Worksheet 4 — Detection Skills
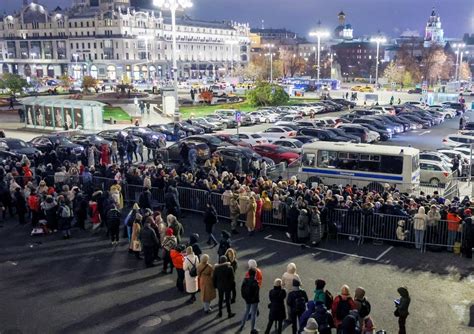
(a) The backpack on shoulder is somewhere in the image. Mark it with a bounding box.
[358,298,371,318]
[324,290,334,309]
[187,258,198,277]
[294,294,306,315]
[336,297,351,320]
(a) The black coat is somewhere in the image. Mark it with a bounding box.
[140,225,159,247]
[213,262,235,291]
[204,206,218,233]
[241,277,260,304]
[268,286,286,321]
[139,190,152,210]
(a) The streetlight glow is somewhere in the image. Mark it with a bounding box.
[370,36,387,86]
[308,29,329,83]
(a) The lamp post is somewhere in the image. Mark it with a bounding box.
[264,43,274,83]
[154,0,193,121]
[73,53,79,79]
[453,43,466,81]
[226,40,238,77]
[309,29,329,83]
[370,36,387,87]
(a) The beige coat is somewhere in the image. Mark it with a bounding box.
[197,262,216,302]
[246,199,257,230]
[129,222,142,251]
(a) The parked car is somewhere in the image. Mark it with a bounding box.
[215,146,273,173]
[215,134,252,148]
[252,144,300,166]
[214,109,252,126]
[0,138,42,160]
[324,127,361,143]
[428,105,456,119]
[205,114,237,128]
[124,127,166,148]
[70,134,111,149]
[442,134,474,147]
[272,139,304,153]
[370,105,396,115]
[297,128,350,142]
[276,115,303,124]
[420,160,452,186]
[184,135,231,152]
[397,114,430,129]
[167,122,205,137]
[331,98,356,108]
[260,126,297,141]
[356,123,391,141]
[419,151,453,168]
[97,130,144,145]
[248,111,278,123]
[408,87,422,94]
[185,118,218,133]
[29,135,84,157]
[147,124,186,141]
[293,136,318,144]
[442,102,464,114]
[0,150,21,163]
[368,116,403,133]
[337,124,375,143]
[167,140,210,163]
[236,133,269,146]
[352,118,397,134]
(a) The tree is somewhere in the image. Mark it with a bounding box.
[402,71,413,87]
[246,81,289,107]
[280,51,305,77]
[59,74,73,90]
[2,73,28,95]
[383,61,403,85]
[459,62,472,81]
[420,46,446,86]
[82,75,97,92]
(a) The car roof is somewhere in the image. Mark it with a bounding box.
[419,159,448,166]
[273,139,301,143]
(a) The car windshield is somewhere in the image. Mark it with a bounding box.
[228,135,240,141]
[292,141,303,148]
[52,136,72,145]
[205,137,223,145]
[8,140,28,149]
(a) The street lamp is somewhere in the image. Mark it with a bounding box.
[264,44,274,83]
[225,40,238,77]
[370,36,387,86]
[308,29,330,83]
[453,43,466,81]
[154,0,193,121]
[73,53,79,79]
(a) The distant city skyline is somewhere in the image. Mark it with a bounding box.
[3,0,474,39]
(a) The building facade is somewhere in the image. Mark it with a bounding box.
[0,0,250,81]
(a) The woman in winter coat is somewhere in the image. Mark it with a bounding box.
[129,214,143,259]
[297,209,310,244]
[309,207,322,246]
[229,193,240,234]
[246,196,257,235]
[100,143,110,166]
[264,278,287,334]
[204,200,219,246]
[255,194,263,232]
[281,262,301,292]
[413,206,428,250]
[109,183,123,210]
[111,140,118,163]
[41,195,58,232]
[426,204,441,244]
[225,247,238,303]
[197,254,216,313]
[183,246,200,303]
[89,196,101,230]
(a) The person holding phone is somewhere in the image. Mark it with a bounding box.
[394,287,410,334]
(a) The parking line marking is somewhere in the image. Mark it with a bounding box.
[418,130,431,136]
[375,246,394,261]
[264,234,379,261]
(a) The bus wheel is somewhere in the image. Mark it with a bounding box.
[429,178,440,187]
[307,176,322,187]
[367,182,384,193]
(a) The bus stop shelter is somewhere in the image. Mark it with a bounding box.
[20,97,105,131]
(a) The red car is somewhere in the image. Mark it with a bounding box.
[252,144,300,166]
[215,134,252,148]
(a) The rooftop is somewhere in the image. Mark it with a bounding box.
[20,97,106,108]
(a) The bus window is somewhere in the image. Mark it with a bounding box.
[359,154,380,172]
[318,150,337,168]
[380,156,403,174]
[412,154,419,172]
[303,153,315,167]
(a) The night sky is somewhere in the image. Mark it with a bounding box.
[4,0,474,39]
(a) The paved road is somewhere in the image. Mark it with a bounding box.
[0,213,472,334]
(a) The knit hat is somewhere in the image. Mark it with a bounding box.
[303,318,319,333]
[166,228,174,236]
[464,209,472,216]
[248,259,257,269]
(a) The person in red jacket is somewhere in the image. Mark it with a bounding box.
[245,259,263,288]
[170,244,185,292]
[331,284,357,330]
[27,188,41,227]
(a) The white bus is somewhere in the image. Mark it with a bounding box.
[299,142,420,193]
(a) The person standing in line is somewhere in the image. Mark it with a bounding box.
[446,207,462,251]
[394,286,410,334]
[239,268,260,333]
[14,187,27,225]
[183,246,200,303]
[331,285,356,332]
[246,196,257,236]
[106,203,122,246]
[197,254,216,313]
[287,279,309,334]
[213,255,236,319]
[413,206,427,250]
[462,209,474,258]
[161,228,177,274]
[170,244,185,292]
[137,140,144,162]
[264,278,287,334]
[140,217,160,267]
[225,248,238,303]
[229,193,240,235]
[204,200,219,247]
[129,214,143,259]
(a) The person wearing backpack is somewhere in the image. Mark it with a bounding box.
[217,230,231,257]
[354,287,371,331]
[287,279,309,334]
[183,246,200,303]
[311,301,334,334]
[341,309,361,334]
[313,279,333,310]
[57,195,73,239]
[331,285,356,333]
[238,268,260,333]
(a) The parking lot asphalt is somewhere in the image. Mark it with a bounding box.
[0,213,473,334]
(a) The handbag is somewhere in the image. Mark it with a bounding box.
[394,308,400,317]
[132,240,142,252]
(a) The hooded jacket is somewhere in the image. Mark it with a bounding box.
[413,206,428,231]
[299,300,316,331]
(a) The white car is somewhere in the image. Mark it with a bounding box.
[437,149,470,162]
[428,105,456,119]
[248,111,278,123]
[419,151,453,169]
[420,160,453,186]
[236,133,269,146]
[272,139,304,153]
[316,117,340,128]
[442,134,474,147]
[370,106,396,115]
[260,126,297,141]
[276,115,303,124]
[451,146,474,159]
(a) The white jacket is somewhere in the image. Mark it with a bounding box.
[183,254,200,293]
